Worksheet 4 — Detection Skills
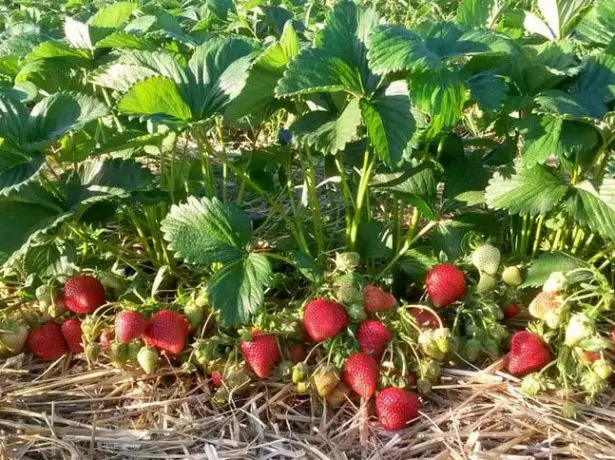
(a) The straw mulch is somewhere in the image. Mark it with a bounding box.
[3,355,615,460]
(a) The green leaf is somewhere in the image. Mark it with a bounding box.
[94,32,154,50]
[92,50,186,92]
[570,54,615,119]
[356,220,392,260]
[572,179,615,239]
[467,72,509,111]
[276,0,376,97]
[25,41,91,62]
[0,151,44,195]
[457,0,499,29]
[291,98,362,154]
[367,25,440,75]
[64,17,92,49]
[521,251,589,288]
[370,161,436,218]
[576,0,615,46]
[23,240,76,277]
[77,158,153,196]
[410,69,466,137]
[161,196,253,266]
[185,38,257,119]
[118,76,192,121]
[225,21,299,121]
[89,2,137,28]
[534,90,593,119]
[207,252,272,326]
[398,247,438,281]
[290,250,324,283]
[521,116,598,165]
[25,92,109,150]
[0,184,71,264]
[485,164,569,216]
[361,80,415,166]
[276,49,364,96]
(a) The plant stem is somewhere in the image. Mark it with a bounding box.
[334,152,353,245]
[531,215,545,256]
[303,147,326,259]
[374,220,439,281]
[349,149,375,250]
[216,119,228,202]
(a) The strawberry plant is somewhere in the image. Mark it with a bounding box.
[1,0,615,445]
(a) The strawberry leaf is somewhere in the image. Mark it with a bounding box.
[485,164,569,216]
[521,251,589,288]
[570,179,615,240]
[161,196,253,266]
[276,0,377,97]
[118,76,192,121]
[207,253,272,326]
[361,80,415,166]
[291,98,362,154]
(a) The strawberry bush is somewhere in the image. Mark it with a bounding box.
[1,0,615,432]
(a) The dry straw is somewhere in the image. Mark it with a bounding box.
[2,353,615,459]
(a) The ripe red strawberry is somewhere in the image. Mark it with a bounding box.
[357,320,392,359]
[342,352,379,398]
[240,332,281,378]
[503,304,521,318]
[211,370,224,387]
[581,350,601,363]
[115,311,150,343]
[100,328,114,350]
[376,387,420,431]
[363,285,396,313]
[61,318,83,353]
[409,308,440,328]
[143,309,188,355]
[425,264,465,307]
[63,275,106,314]
[303,299,348,342]
[27,322,67,361]
[507,331,552,376]
[288,343,308,363]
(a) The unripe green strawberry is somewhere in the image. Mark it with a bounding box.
[564,314,594,347]
[292,362,308,383]
[296,381,310,394]
[418,330,444,360]
[520,373,543,395]
[464,339,481,362]
[277,360,293,380]
[476,273,497,294]
[417,358,441,382]
[336,284,363,304]
[347,302,367,322]
[0,321,28,357]
[335,252,360,272]
[313,365,340,397]
[212,387,230,407]
[471,245,501,275]
[326,382,351,407]
[433,328,451,354]
[416,378,432,394]
[184,303,205,330]
[128,342,142,361]
[85,342,101,363]
[483,339,500,360]
[593,359,613,380]
[529,291,563,321]
[110,342,129,367]
[581,371,606,396]
[501,266,523,286]
[543,271,567,293]
[138,346,159,375]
